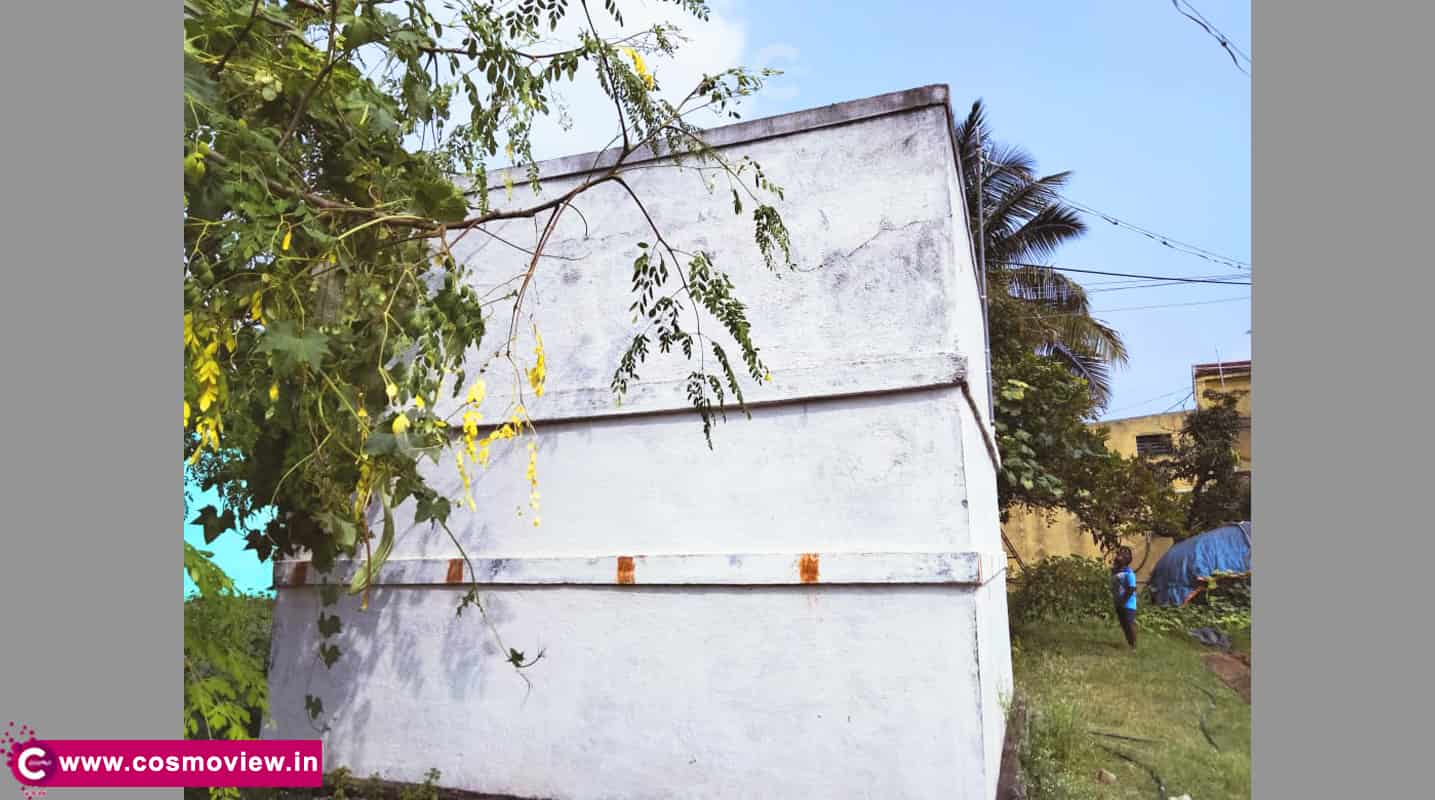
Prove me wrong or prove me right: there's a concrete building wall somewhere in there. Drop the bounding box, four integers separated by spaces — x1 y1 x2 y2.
265 86 1011 799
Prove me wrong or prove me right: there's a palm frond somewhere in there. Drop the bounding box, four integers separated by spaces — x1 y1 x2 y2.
1042 343 1116 408
995 204 1086 264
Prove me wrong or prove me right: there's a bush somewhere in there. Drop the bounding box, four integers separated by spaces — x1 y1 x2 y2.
1009 556 1113 626
1140 571 1251 634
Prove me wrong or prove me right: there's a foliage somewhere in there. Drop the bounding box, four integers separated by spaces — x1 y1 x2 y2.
993 351 1096 512
184 551 273 744
994 350 1182 550
1140 571 1252 634
953 99 1127 406
1065 444 1187 549
183 0 793 727
1019 697 1087 800
1009 555 1252 635
956 99 1179 551
1008 556 1113 625
1157 390 1251 534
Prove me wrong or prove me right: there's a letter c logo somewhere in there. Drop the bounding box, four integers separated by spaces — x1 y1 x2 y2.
17 746 50 781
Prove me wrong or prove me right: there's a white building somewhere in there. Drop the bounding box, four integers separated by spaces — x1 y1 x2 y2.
267 84 1013 800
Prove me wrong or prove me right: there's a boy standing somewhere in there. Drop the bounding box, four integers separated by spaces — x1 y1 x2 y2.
1111 546 1138 649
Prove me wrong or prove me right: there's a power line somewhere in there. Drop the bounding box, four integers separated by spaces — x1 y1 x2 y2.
1037 296 1249 317
1087 280 1240 294
974 156 1251 271
1107 387 1191 415
1171 0 1252 75
1158 390 1196 414
999 261 1251 286
1054 193 1252 270
1080 271 1249 288
1092 296 1249 314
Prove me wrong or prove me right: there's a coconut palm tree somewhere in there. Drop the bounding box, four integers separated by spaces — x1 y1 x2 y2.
954 99 1128 406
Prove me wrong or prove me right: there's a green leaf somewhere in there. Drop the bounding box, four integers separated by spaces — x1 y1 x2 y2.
411 177 469 223
184 542 235 597
304 694 323 720
362 432 398 455
318 612 343 639
191 505 237 545
316 511 359 551
258 321 330 372
319 642 342 668
414 493 451 525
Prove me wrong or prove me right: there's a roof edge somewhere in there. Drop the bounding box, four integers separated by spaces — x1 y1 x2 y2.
471 84 952 189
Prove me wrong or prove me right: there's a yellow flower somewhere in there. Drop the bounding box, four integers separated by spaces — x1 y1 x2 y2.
385 382 399 402
183 400 191 428
281 229 292 251
528 346 546 399
268 383 280 403
392 413 411 435
466 379 486 406
414 395 426 410
357 407 369 421
764 371 773 383
622 47 654 90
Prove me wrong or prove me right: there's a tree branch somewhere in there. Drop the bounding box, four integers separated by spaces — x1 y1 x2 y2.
212 0 264 78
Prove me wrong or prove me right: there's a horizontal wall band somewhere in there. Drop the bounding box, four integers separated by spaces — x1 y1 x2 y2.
273 550 1007 589
431 352 968 426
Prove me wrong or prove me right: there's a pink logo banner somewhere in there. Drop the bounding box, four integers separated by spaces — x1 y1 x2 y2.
6 737 323 791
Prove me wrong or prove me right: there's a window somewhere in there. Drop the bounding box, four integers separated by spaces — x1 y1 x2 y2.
1136 433 1174 457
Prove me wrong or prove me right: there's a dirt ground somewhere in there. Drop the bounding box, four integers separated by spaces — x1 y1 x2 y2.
1202 651 1251 703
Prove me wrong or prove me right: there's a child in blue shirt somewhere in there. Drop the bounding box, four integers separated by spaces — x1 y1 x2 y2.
1111 546 1138 649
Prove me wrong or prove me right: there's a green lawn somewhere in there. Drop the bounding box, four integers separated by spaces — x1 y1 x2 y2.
1011 620 1251 799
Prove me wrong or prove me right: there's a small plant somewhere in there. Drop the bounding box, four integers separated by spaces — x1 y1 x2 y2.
328 768 353 800
1020 698 1087 800
1009 555 1113 626
397 769 442 800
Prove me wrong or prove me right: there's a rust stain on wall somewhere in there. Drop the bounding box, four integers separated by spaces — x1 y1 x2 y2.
617 556 635 585
799 553 820 584
291 562 308 587
446 558 465 584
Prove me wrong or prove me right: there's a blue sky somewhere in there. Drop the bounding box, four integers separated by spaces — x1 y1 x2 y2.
716 0 1253 419
188 0 1250 588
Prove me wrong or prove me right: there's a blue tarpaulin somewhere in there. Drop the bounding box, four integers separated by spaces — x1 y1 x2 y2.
1148 522 1252 606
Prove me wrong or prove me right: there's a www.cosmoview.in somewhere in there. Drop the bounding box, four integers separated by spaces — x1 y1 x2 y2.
6 739 323 789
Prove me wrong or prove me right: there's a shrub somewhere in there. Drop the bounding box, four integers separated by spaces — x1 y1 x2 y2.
1140 571 1251 634
1009 556 1113 626
1020 697 1087 800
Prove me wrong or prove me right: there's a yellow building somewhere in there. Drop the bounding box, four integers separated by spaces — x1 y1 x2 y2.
1003 360 1251 577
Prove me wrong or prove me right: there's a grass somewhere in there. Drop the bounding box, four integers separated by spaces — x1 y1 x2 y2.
1011 619 1251 799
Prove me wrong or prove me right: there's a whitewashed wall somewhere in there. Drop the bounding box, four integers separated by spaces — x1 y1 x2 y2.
266 85 1013 800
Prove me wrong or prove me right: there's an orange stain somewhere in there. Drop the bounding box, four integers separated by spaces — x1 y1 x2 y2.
446 558 465 584
291 562 308 587
617 556 636 585
799 553 820 584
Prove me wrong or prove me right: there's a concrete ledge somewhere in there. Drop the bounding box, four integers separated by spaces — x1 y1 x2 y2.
472 84 952 189
274 549 1007 588
432 351 968 425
